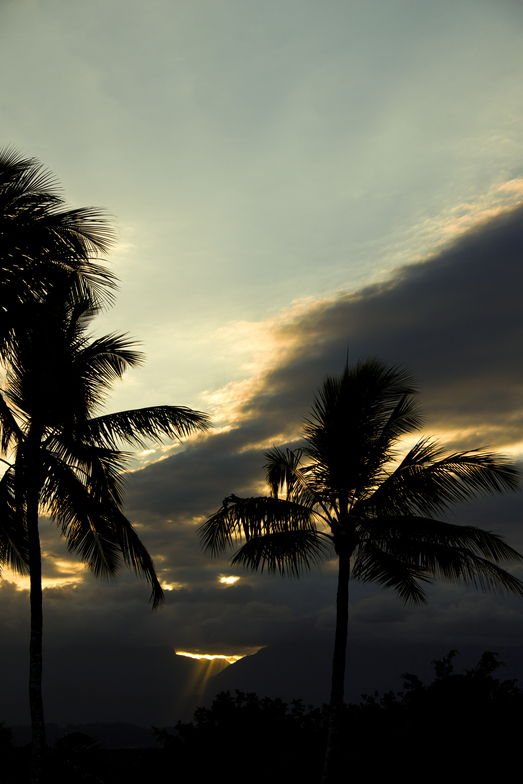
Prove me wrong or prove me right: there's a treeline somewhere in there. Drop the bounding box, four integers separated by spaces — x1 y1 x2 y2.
1 650 520 782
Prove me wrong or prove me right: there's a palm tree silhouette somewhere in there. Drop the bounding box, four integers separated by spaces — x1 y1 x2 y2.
199 359 522 783
0 147 116 359
0 288 210 783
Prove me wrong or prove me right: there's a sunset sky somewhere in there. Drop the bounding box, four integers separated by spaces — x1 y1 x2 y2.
2 0 523 682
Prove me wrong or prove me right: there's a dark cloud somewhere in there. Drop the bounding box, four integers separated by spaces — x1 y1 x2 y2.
140 207 523 649
125 203 523 528
261 204 523 443
126 436 265 521
3 206 523 690
114 205 523 660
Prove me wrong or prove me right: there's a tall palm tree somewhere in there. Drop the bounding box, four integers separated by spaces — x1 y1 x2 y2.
0 146 116 359
199 359 523 783
0 289 210 783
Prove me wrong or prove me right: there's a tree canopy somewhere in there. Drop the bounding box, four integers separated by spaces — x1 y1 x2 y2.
0 147 116 360
199 358 523 783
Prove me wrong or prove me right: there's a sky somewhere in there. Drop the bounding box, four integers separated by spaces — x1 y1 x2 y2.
2 0 523 711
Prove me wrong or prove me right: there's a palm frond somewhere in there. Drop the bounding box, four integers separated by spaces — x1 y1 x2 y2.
302 359 422 497
376 390 424 444
74 333 145 413
264 447 304 498
231 529 332 577
199 494 318 556
264 447 336 526
0 146 116 258
36 410 191 610
47 480 123 580
51 468 164 608
353 542 431 604
386 536 523 595
0 390 24 453
110 510 164 610
349 392 424 507
85 406 211 449
40 448 137 581
49 477 163 609
0 470 29 575
357 514 523 596
436 551 523 595
362 515 523 563
40 442 128 512
0 146 117 324
362 439 521 517
303 359 419 442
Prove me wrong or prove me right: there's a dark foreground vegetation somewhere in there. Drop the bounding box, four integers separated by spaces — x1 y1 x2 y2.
1 651 522 783
200 359 523 782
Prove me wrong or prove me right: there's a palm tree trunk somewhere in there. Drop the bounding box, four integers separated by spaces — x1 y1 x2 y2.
26 477 46 783
321 549 350 784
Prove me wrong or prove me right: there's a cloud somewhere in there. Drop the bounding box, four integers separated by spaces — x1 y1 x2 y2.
127 202 523 525
3 204 523 659
262 204 523 446
119 203 523 651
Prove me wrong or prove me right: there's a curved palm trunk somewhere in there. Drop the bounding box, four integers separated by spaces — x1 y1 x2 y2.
27 483 46 784
321 550 350 784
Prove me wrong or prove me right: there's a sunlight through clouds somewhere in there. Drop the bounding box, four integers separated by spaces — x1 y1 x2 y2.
4 560 88 592
219 575 240 585
176 651 245 664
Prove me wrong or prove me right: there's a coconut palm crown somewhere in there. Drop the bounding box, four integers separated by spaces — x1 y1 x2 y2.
0 288 210 782
0 289 210 602
199 358 523 783
0 147 117 360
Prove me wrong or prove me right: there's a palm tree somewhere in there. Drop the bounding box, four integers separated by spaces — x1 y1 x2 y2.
0 288 210 783
199 359 523 783
0 146 116 359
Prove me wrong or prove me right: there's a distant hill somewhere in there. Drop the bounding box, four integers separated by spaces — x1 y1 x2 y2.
3 640 523 740
0 645 228 727
203 640 523 707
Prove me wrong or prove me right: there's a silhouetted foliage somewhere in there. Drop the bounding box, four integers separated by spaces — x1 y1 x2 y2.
2 650 521 781
0 287 210 782
0 151 211 783
344 650 523 779
149 650 523 784
44 732 104 783
0 721 19 784
200 359 522 782
0 147 116 361
156 690 328 784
